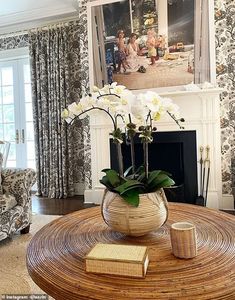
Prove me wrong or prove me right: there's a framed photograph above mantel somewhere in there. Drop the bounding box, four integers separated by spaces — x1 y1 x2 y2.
87 0 216 91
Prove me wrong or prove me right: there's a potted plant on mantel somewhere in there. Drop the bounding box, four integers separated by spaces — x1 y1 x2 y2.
62 83 184 236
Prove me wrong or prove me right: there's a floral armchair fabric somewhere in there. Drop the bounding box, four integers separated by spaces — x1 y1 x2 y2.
0 168 36 241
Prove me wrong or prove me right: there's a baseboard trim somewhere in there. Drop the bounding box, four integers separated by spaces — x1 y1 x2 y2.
221 194 234 210
84 189 104 204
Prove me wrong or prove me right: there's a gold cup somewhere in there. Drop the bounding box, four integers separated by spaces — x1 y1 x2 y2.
170 222 197 259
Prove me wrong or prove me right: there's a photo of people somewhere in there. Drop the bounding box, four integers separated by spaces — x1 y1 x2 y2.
91 0 196 90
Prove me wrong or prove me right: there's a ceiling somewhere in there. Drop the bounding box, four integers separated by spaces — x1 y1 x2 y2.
0 0 79 35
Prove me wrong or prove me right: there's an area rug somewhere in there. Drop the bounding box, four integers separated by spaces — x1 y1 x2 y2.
0 214 60 297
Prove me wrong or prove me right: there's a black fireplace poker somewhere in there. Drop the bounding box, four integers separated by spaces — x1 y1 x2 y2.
204 146 211 206
196 146 210 207
196 146 205 206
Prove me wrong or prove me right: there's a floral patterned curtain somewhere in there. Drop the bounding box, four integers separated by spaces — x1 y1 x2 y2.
29 21 91 198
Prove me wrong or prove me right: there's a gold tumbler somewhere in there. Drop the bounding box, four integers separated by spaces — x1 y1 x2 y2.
170 222 197 259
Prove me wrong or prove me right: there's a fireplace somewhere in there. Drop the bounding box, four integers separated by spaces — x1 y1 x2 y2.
84 89 224 209
110 131 198 204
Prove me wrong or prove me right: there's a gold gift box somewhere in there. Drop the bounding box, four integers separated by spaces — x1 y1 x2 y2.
85 243 149 278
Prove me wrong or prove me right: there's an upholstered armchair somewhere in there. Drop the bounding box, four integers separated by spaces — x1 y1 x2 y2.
0 168 36 241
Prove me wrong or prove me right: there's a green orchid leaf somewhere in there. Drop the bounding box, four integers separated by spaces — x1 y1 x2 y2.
148 173 169 187
137 170 166 184
148 176 175 192
114 180 144 195
100 167 174 203
125 174 135 180
137 172 146 182
119 184 144 195
101 169 120 187
147 170 163 185
161 178 174 189
99 176 114 190
124 166 133 177
121 190 140 207
153 177 175 191
158 170 172 177
135 165 145 175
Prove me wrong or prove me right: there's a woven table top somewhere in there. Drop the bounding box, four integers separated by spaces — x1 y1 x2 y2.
27 203 235 300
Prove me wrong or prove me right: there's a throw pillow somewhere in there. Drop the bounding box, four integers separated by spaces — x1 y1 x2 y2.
0 194 17 214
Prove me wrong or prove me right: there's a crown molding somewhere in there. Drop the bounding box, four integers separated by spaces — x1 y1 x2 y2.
0 5 78 35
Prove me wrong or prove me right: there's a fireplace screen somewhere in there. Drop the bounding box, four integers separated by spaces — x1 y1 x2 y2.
110 130 198 204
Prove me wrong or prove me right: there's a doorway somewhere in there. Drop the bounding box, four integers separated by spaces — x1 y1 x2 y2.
0 56 35 169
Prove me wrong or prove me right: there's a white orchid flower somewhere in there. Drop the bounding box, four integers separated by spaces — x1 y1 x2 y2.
106 94 121 104
120 89 135 104
168 103 180 118
151 103 168 121
142 91 163 112
127 114 145 128
90 91 100 101
61 109 69 119
131 102 149 123
112 91 134 115
87 109 100 117
67 102 84 116
80 95 96 109
136 93 145 103
109 82 125 92
97 96 111 109
110 82 118 88
161 97 173 107
146 102 161 113
101 84 110 93
108 106 118 115
152 111 162 121
109 82 117 91
61 108 76 123
163 98 179 114
112 84 126 95
62 85 182 132
92 86 100 92
114 104 130 116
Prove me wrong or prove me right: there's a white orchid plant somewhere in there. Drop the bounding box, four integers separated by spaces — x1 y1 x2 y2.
62 83 184 207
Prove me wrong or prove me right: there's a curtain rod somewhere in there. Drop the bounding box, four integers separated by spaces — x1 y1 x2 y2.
0 15 79 39
0 30 28 39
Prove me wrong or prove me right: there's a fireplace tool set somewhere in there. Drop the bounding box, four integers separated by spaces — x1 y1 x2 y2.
196 146 210 206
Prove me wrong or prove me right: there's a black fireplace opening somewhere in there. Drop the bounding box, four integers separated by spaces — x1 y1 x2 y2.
110 130 198 204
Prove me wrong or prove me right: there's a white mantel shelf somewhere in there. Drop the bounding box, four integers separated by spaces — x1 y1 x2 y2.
159 88 223 97
84 88 232 210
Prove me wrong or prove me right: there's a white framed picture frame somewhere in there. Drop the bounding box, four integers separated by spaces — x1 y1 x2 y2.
87 0 216 92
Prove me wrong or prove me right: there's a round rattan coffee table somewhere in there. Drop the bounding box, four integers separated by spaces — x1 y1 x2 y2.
27 203 235 300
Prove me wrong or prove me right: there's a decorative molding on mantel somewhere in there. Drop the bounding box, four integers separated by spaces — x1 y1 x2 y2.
158 88 223 97
84 88 227 209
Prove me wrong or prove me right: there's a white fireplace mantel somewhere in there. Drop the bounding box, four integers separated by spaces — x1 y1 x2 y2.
84 88 232 210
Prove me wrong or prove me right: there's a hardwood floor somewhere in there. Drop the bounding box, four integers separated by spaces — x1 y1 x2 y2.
32 194 97 215
221 210 235 215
